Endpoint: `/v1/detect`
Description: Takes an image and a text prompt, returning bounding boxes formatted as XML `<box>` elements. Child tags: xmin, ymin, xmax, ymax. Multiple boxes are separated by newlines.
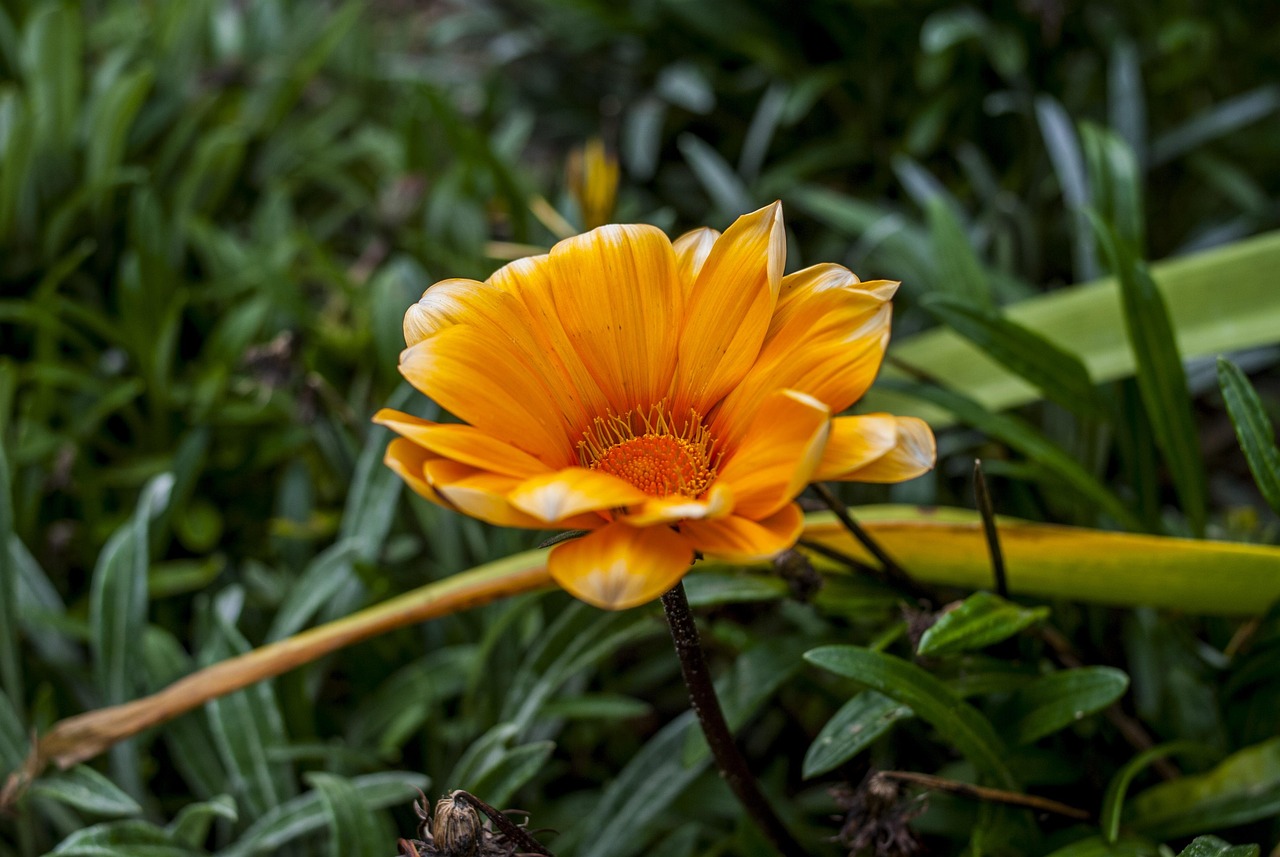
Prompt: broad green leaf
<box><xmin>804</xmin><ymin>507</ymin><xmax>1280</xmax><ymax>616</ymax></box>
<box><xmin>802</xmin><ymin>691</ymin><xmax>912</xmax><ymax>779</ymax></box>
<box><xmin>1217</xmin><ymin>357</ymin><xmax>1280</xmax><ymax>516</ymax></box>
<box><xmin>30</xmin><ymin>765</ymin><xmax>143</xmax><ymax>817</ymax></box>
<box><xmin>917</xmin><ymin>592</ymin><xmax>1050</xmax><ymax>656</ymax></box>
<box><xmin>1175</xmin><ymin>836</ymin><xmax>1261</xmax><ymax>857</ymax></box>
<box><xmin>865</xmin><ymin>230</ymin><xmax>1280</xmax><ymax>427</ymax></box>
<box><xmin>218</xmin><ymin>772</ymin><xmax>429</xmax><ymax>857</ymax></box>
<box><xmin>683</xmin><ymin>571</ymin><xmax>788</xmax><ymax>606</ymax></box>
<box><xmin>167</xmin><ymin>796</ymin><xmax>237</xmax><ymax>849</ymax></box>
<box><xmin>1127</xmin><ymin>737</ymin><xmax>1280</xmax><ymax>837</ymax></box>
<box><xmin>1093</xmin><ymin>216</ymin><xmax>1207</xmax><ymax>534</ymax></box>
<box><xmin>306</xmin><ymin>772</ymin><xmax>385</xmax><ymax>857</ymax></box>
<box><xmin>804</xmin><ymin>646</ymin><xmax>1017</xmax><ymax>788</ymax></box>
<box><xmin>1007</xmin><ymin>667</ymin><xmax>1129</xmax><ymax>744</ymax></box>
<box><xmin>921</xmin><ymin>295</ymin><xmax>1107</xmax><ymax>419</ymax></box>
<box><xmin>884</xmin><ymin>380</ymin><xmax>1140</xmax><ymax>529</ymax></box>
<box><xmin>925</xmin><ymin>198</ymin><xmax>992</xmax><ymax>307</ymax></box>
<box><xmin>1100</xmin><ymin>741</ymin><xmax>1204</xmax><ymax>843</ymax></box>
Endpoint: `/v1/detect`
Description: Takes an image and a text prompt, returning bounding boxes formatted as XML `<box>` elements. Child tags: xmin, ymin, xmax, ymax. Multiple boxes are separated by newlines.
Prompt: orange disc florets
<box><xmin>579</xmin><ymin>403</ymin><xmax>720</xmax><ymax>498</ymax></box>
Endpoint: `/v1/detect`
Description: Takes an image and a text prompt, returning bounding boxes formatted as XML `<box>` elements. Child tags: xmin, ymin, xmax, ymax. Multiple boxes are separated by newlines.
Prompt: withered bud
<box><xmin>433</xmin><ymin>792</ymin><xmax>482</xmax><ymax>857</ymax></box>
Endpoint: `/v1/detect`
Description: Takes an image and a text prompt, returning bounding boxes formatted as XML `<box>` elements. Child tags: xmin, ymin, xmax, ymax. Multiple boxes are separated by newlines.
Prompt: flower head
<box><xmin>377</xmin><ymin>203</ymin><xmax>934</xmax><ymax>610</ymax></box>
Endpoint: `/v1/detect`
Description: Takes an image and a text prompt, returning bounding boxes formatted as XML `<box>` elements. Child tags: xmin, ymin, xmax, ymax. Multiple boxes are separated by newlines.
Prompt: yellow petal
<box><xmin>400</xmin><ymin>324</ymin><xmax>575</xmax><ymax>466</ymax></box>
<box><xmin>672</xmin><ymin>227</ymin><xmax>720</xmax><ymax>297</ymax></box>
<box><xmin>403</xmin><ymin>277</ymin><xmax>525</xmax><ymax>347</ymax></box>
<box><xmin>621</xmin><ymin>482</ymin><xmax>735</xmax><ymax>526</ymax></box>
<box><xmin>549</xmin><ymin>522</ymin><xmax>694</xmax><ymax>610</ymax></box>
<box><xmin>716</xmin><ymin>390</ymin><xmax>830</xmax><ymax>519</ymax></box>
<box><xmin>680</xmin><ymin>503</ymin><xmax>804</xmax><ymax>562</ymax></box>
<box><xmin>546</xmin><ymin>224</ymin><xmax>682</xmax><ymax>416</ymax></box>
<box><xmin>812</xmin><ymin>414</ymin><xmax>901</xmax><ymax>481</ymax></box>
<box><xmin>373</xmin><ymin>409</ymin><xmax>550</xmax><ymax>479</ymax></box>
<box><xmin>509</xmin><ymin>467</ymin><xmax>649</xmax><ymax>523</ymax></box>
<box><xmin>832</xmin><ymin>416</ymin><xmax>936</xmax><ymax>483</ymax></box>
<box><xmin>674</xmin><ymin>202</ymin><xmax>785</xmax><ymax>415</ymax></box>
<box><xmin>419</xmin><ymin>458</ymin><xmax>544</xmax><ymax>528</ymax></box>
<box><xmin>384</xmin><ymin>438</ymin><xmax>443</xmax><ymax>504</ymax></box>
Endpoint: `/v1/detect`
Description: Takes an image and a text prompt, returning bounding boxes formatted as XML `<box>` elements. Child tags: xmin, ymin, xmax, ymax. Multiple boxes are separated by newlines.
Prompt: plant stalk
<box><xmin>660</xmin><ymin>582</ymin><xmax>807</xmax><ymax>857</ymax></box>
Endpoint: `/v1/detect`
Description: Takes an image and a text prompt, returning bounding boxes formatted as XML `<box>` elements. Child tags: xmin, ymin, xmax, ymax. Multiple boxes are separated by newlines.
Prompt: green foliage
<box><xmin>2</xmin><ymin>1</ymin><xmax>1278</xmax><ymax>856</ymax></box>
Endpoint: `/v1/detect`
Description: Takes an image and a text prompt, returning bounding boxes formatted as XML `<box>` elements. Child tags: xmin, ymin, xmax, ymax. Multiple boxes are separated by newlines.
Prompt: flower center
<box><xmin>578</xmin><ymin>403</ymin><xmax>720</xmax><ymax>498</ymax></box>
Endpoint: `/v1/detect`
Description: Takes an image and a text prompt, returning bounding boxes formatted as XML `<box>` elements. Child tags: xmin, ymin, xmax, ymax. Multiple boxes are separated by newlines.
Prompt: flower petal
<box><xmin>384</xmin><ymin>438</ymin><xmax>443</xmax><ymax>504</ymax></box>
<box><xmin>673</xmin><ymin>227</ymin><xmax>720</xmax><ymax>296</ymax></box>
<box><xmin>830</xmin><ymin>416</ymin><xmax>936</xmax><ymax>483</ymax></box>
<box><xmin>620</xmin><ymin>482</ymin><xmax>735</xmax><ymax>527</ymax></box>
<box><xmin>509</xmin><ymin>467</ymin><xmax>649</xmax><ymax>523</ymax></box>
<box><xmin>373</xmin><ymin>409</ymin><xmax>550</xmax><ymax>479</ymax></box>
<box><xmin>549</xmin><ymin>522</ymin><xmax>694</xmax><ymax>610</ymax></box>
<box><xmin>674</xmin><ymin>202</ymin><xmax>785</xmax><ymax>415</ymax></box>
<box><xmin>812</xmin><ymin>414</ymin><xmax>901</xmax><ymax>482</ymax></box>
<box><xmin>716</xmin><ymin>390</ymin><xmax>830</xmax><ymax>519</ymax></box>
<box><xmin>400</xmin><ymin>324</ymin><xmax>575</xmax><ymax>466</ymax></box>
<box><xmin>679</xmin><ymin>503</ymin><xmax>804</xmax><ymax>562</ymax></box>
<box><xmin>546</xmin><ymin>224</ymin><xmax>682</xmax><ymax>415</ymax></box>
<box><xmin>419</xmin><ymin>457</ymin><xmax>552</xmax><ymax>528</ymax></box>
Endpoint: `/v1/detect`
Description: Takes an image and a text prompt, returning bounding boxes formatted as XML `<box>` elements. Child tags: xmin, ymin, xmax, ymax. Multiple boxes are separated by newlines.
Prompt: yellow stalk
<box><xmin>5</xmin><ymin>506</ymin><xmax>1280</xmax><ymax>807</ymax></box>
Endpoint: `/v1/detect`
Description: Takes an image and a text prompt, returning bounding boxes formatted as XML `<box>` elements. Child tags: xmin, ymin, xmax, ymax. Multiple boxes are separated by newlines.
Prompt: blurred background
<box><xmin>2</xmin><ymin>1</ymin><xmax>1279</xmax><ymax>855</ymax></box>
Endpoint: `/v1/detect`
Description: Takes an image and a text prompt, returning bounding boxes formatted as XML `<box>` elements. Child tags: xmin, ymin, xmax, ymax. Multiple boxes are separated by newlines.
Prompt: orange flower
<box><xmin>376</xmin><ymin>203</ymin><xmax>935</xmax><ymax>610</ymax></box>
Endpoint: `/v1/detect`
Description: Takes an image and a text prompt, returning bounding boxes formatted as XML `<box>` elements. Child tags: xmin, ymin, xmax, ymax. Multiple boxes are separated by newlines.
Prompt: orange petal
<box><xmin>673</xmin><ymin>227</ymin><xmax>720</xmax><ymax>298</ymax></box>
<box><xmin>812</xmin><ymin>414</ymin><xmax>901</xmax><ymax>481</ymax></box>
<box><xmin>509</xmin><ymin>467</ymin><xmax>649</xmax><ymax>523</ymax></box>
<box><xmin>400</xmin><ymin>324</ymin><xmax>575</xmax><ymax>466</ymax></box>
<box><xmin>679</xmin><ymin>503</ymin><xmax>804</xmax><ymax>562</ymax></box>
<box><xmin>373</xmin><ymin>409</ymin><xmax>550</xmax><ymax>479</ymax></box>
<box><xmin>545</xmin><ymin>224</ymin><xmax>682</xmax><ymax>416</ymax></box>
<box><xmin>549</xmin><ymin>522</ymin><xmax>694</xmax><ymax>610</ymax></box>
<box><xmin>715</xmin><ymin>390</ymin><xmax>830</xmax><ymax>519</ymax></box>
<box><xmin>621</xmin><ymin>482</ymin><xmax>735</xmax><ymax>526</ymax></box>
<box><xmin>831</xmin><ymin>416</ymin><xmax>936</xmax><ymax>483</ymax></box>
<box><xmin>674</xmin><ymin>202</ymin><xmax>785</xmax><ymax>415</ymax></box>
<box><xmin>384</xmin><ymin>438</ymin><xmax>443</xmax><ymax>504</ymax></box>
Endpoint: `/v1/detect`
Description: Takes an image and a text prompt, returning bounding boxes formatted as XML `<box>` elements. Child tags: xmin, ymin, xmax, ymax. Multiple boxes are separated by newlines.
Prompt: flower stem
<box><xmin>660</xmin><ymin>582</ymin><xmax>807</xmax><ymax>857</ymax></box>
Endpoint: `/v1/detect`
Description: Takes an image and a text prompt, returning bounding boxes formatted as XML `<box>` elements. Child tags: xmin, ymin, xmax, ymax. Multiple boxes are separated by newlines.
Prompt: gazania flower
<box><xmin>376</xmin><ymin>202</ymin><xmax>934</xmax><ymax>610</ymax></box>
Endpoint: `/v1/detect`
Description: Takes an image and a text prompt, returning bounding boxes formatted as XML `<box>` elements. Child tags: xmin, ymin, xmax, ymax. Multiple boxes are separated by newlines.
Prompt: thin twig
<box><xmin>1037</xmin><ymin>625</ymin><xmax>1181</xmax><ymax>781</ymax></box>
<box><xmin>972</xmin><ymin>460</ymin><xmax>1008</xmax><ymax>598</ymax></box>
<box><xmin>454</xmin><ymin>790</ymin><xmax>553</xmax><ymax>856</ymax></box>
<box><xmin>660</xmin><ymin>582</ymin><xmax>807</xmax><ymax>857</ymax></box>
<box><xmin>874</xmin><ymin>770</ymin><xmax>1090</xmax><ymax>821</ymax></box>
<box><xmin>808</xmin><ymin>483</ymin><xmax>934</xmax><ymax>606</ymax></box>
<box><xmin>796</xmin><ymin>538</ymin><xmax>882</xmax><ymax>577</ymax></box>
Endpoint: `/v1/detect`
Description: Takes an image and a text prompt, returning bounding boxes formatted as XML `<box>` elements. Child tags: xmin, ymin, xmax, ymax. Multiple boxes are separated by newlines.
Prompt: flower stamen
<box><xmin>578</xmin><ymin>403</ymin><xmax>720</xmax><ymax>498</ymax></box>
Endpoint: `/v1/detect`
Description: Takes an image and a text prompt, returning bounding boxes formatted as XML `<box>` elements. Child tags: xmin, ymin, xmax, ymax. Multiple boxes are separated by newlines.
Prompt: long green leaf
<box><xmin>306</xmin><ymin>772</ymin><xmax>386</xmax><ymax>857</ymax></box>
<box><xmin>1217</xmin><ymin>357</ymin><xmax>1280</xmax><ymax>516</ymax></box>
<box><xmin>1093</xmin><ymin>216</ymin><xmax>1207</xmax><ymax>534</ymax></box>
<box><xmin>1007</xmin><ymin>667</ymin><xmax>1129</xmax><ymax>744</ymax></box>
<box><xmin>866</xmin><ymin>230</ymin><xmax>1280</xmax><ymax>426</ymax></box>
<box><xmin>802</xmin><ymin>691</ymin><xmax>912</xmax><ymax>779</ymax></box>
<box><xmin>0</xmin><ymin>441</ymin><xmax>18</xmax><ymax>707</ymax></box>
<box><xmin>1100</xmin><ymin>741</ymin><xmax>1204</xmax><ymax>844</ymax></box>
<box><xmin>804</xmin><ymin>646</ymin><xmax>1017</xmax><ymax>788</ymax></box>
<box><xmin>917</xmin><ymin>592</ymin><xmax>1049</xmax><ymax>656</ymax></box>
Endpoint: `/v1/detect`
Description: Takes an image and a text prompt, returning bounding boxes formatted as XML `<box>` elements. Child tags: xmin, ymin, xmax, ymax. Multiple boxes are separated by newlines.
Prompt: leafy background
<box><xmin>2</xmin><ymin>0</ymin><xmax>1279</xmax><ymax>855</ymax></box>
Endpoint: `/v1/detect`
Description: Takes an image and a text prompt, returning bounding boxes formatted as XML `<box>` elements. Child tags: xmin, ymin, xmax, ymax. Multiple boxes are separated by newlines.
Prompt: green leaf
<box><xmin>802</xmin><ymin>691</ymin><xmax>913</xmax><ymax>779</ymax></box>
<box><xmin>1036</xmin><ymin>95</ymin><xmax>1097</xmax><ymax>281</ymax></box>
<box><xmin>0</xmin><ymin>441</ymin><xmax>19</xmax><ymax>706</ymax></box>
<box><xmin>306</xmin><ymin>772</ymin><xmax>386</xmax><ymax>857</ymax></box>
<box><xmin>467</xmin><ymin>739</ymin><xmax>555</xmax><ymax>808</ymax></box>
<box><xmin>49</xmin><ymin>820</ymin><xmax>197</xmax><ymax>857</ymax></box>
<box><xmin>1217</xmin><ymin>357</ymin><xmax>1280</xmax><ymax>516</ymax></box>
<box><xmin>30</xmin><ymin>765</ymin><xmax>143</xmax><ymax>817</ymax></box>
<box><xmin>883</xmin><ymin>380</ymin><xmax>1140</xmax><ymax>529</ymax></box>
<box><xmin>678</xmin><ymin>133</ymin><xmax>753</xmax><ymax>217</ymax></box>
<box><xmin>1081</xmin><ymin>123</ymin><xmax>1144</xmax><ymax>250</ymax></box>
<box><xmin>541</xmin><ymin>693</ymin><xmax>650</xmax><ymax>722</ymax></box>
<box><xmin>804</xmin><ymin>646</ymin><xmax>1017</xmax><ymax>788</ymax></box>
<box><xmin>85</xmin><ymin>65</ymin><xmax>154</xmax><ymax>212</ymax></box>
<box><xmin>922</xmin><ymin>294</ymin><xmax>1108</xmax><ymax>420</ymax></box>
<box><xmin>0</xmin><ymin>687</ymin><xmax>26</xmax><ymax>775</ymax></box>
<box><xmin>1127</xmin><ymin>737</ymin><xmax>1280</xmax><ymax>837</ymax></box>
<box><xmin>1175</xmin><ymin>836</ymin><xmax>1261</xmax><ymax>857</ymax></box>
<box><xmin>1042</xmin><ymin>835</ymin><xmax>1157</xmax><ymax>857</ymax></box>
<box><xmin>167</xmin><ymin>796</ymin><xmax>237</xmax><ymax>849</ymax></box>
<box><xmin>925</xmin><ymin>198</ymin><xmax>992</xmax><ymax>308</ymax></box>
<box><xmin>19</xmin><ymin>1</ymin><xmax>82</xmax><ymax>151</ymax></box>
<box><xmin>219</xmin><ymin>772</ymin><xmax>429</xmax><ymax>857</ymax></box>
<box><xmin>917</xmin><ymin>592</ymin><xmax>1050</xmax><ymax>656</ymax></box>
<box><xmin>683</xmin><ymin>571</ymin><xmax>788</xmax><ymax>607</ymax></box>
<box><xmin>1007</xmin><ymin>667</ymin><xmax>1129</xmax><ymax>744</ymax></box>
<box><xmin>1092</xmin><ymin>216</ymin><xmax>1207</xmax><ymax>534</ymax></box>
<box><xmin>1099</xmin><ymin>741</ymin><xmax>1204</xmax><ymax>843</ymax></box>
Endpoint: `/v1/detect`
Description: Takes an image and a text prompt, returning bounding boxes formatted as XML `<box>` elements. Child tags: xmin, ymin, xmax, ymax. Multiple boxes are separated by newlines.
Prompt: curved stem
<box><xmin>660</xmin><ymin>582</ymin><xmax>807</xmax><ymax>857</ymax></box>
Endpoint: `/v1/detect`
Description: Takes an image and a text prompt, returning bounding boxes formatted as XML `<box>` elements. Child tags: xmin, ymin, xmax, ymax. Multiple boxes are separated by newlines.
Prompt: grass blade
<box><xmin>1217</xmin><ymin>357</ymin><xmax>1280</xmax><ymax>516</ymax></box>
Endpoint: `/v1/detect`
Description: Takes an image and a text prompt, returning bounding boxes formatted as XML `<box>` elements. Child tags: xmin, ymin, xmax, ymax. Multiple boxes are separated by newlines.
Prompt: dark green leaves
<box><xmin>917</xmin><ymin>592</ymin><xmax>1050</xmax><ymax>656</ymax></box>
<box><xmin>1007</xmin><ymin>667</ymin><xmax>1129</xmax><ymax>745</ymax></box>
<box><xmin>1217</xmin><ymin>357</ymin><xmax>1280</xmax><ymax>516</ymax></box>
<box><xmin>802</xmin><ymin>691</ymin><xmax>912</xmax><ymax>779</ymax></box>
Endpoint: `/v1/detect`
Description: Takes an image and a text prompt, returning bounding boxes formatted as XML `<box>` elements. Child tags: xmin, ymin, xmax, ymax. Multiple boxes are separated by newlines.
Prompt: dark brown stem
<box><xmin>454</xmin><ymin>790</ymin><xmax>553</xmax><ymax>856</ymax></box>
<box><xmin>795</xmin><ymin>538</ymin><xmax>882</xmax><ymax>577</ymax></box>
<box><xmin>809</xmin><ymin>482</ymin><xmax>934</xmax><ymax>606</ymax></box>
<box><xmin>972</xmin><ymin>460</ymin><xmax>1008</xmax><ymax>598</ymax></box>
<box><xmin>660</xmin><ymin>582</ymin><xmax>807</xmax><ymax>857</ymax></box>
<box><xmin>875</xmin><ymin>770</ymin><xmax>1090</xmax><ymax>821</ymax></box>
